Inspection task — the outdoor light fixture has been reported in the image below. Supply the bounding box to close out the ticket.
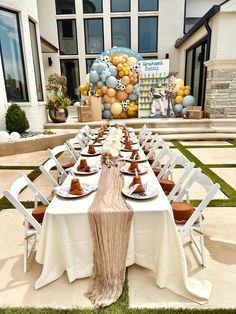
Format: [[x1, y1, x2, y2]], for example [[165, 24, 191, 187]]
[[165, 53, 169, 59], [48, 57, 53, 66]]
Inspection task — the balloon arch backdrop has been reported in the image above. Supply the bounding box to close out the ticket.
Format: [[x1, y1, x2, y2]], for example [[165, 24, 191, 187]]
[[90, 47, 143, 119]]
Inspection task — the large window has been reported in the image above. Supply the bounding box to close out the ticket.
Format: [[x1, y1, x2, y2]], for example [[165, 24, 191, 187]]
[[60, 59, 80, 100], [111, 18, 130, 48], [55, 0, 75, 14], [0, 8, 28, 101], [86, 58, 96, 73], [83, 0, 103, 13], [111, 0, 130, 12], [185, 38, 207, 107], [57, 19, 78, 55], [84, 19, 104, 54], [29, 20, 43, 101], [138, 0, 159, 11], [138, 17, 158, 53]]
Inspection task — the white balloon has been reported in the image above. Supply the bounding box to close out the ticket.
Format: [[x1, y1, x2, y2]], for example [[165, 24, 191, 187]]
[[0, 131, 10, 142], [10, 132, 20, 140]]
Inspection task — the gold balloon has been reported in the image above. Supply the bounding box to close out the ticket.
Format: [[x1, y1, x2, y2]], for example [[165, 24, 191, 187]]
[[127, 57, 137, 65], [175, 95, 183, 104]]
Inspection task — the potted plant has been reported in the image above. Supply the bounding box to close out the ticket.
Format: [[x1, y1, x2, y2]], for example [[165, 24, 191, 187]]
[[46, 73, 71, 123]]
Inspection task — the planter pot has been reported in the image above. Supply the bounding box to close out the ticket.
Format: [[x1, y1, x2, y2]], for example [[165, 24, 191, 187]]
[[48, 108, 68, 123]]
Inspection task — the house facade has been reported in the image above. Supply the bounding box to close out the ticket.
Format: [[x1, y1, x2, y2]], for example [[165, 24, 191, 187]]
[[0, 0, 235, 131]]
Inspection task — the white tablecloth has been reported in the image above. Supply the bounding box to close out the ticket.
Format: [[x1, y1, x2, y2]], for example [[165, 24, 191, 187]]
[[35, 140, 211, 304]]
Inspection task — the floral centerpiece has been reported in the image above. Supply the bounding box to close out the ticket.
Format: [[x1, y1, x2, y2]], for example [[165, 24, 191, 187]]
[[102, 127, 123, 166], [46, 73, 71, 123]]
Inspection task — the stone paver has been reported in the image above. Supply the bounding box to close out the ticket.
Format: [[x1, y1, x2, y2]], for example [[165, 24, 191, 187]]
[[180, 141, 232, 146], [128, 207, 236, 309], [188, 148, 236, 164], [0, 150, 48, 167], [0, 170, 31, 198], [0, 209, 93, 309], [210, 168, 236, 190]]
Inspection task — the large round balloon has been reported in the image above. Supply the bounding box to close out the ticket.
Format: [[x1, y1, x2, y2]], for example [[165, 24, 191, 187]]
[[110, 102, 122, 115], [97, 62, 107, 74], [90, 70, 100, 83], [106, 76, 118, 88], [175, 104, 183, 113], [103, 94, 111, 103], [107, 88, 116, 97], [183, 95, 195, 107], [109, 65, 118, 76], [97, 80, 104, 88], [129, 93, 138, 101], [116, 90, 128, 101], [104, 102, 111, 110], [175, 96, 183, 104], [102, 109, 112, 119], [125, 84, 133, 94]]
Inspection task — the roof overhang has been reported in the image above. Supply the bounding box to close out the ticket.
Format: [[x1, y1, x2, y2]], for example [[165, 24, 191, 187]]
[[40, 36, 58, 53]]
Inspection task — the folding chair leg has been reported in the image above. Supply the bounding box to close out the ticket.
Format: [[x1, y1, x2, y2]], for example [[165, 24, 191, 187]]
[[24, 237, 28, 273], [200, 233, 206, 267]]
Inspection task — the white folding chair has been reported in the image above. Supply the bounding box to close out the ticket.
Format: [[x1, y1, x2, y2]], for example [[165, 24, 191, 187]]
[[146, 137, 168, 160], [39, 158, 59, 188], [4, 173, 49, 272], [137, 124, 147, 142], [81, 125, 93, 140], [66, 137, 81, 160], [140, 130, 152, 148], [48, 144, 76, 180], [141, 133, 160, 150], [158, 153, 195, 200], [76, 131, 89, 149], [172, 168, 220, 267]]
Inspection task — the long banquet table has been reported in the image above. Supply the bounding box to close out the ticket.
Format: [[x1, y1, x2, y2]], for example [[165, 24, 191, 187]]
[[35, 131, 211, 304]]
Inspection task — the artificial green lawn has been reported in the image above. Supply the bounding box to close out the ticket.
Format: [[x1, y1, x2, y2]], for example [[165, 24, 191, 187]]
[[0, 141, 236, 313]]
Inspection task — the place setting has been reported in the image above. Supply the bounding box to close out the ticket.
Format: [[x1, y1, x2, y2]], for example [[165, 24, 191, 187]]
[[55, 176, 98, 199], [120, 160, 148, 175], [122, 171, 158, 200], [71, 158, 100, 175], [81, 144, 102, 157], [121, 149, 147, 163]]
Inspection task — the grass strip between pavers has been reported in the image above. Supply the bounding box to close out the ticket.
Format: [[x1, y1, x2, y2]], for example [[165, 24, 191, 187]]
[[171, 141, 236, 207], [0, 165, 38, 170]]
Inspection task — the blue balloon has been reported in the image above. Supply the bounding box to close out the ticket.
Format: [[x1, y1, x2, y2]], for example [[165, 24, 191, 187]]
[[175, 104, 183, 113], [104, 102, 111, 110], [183, 95, 195, 107], [102, 109, 112, 119], [97, 80, 104, 88], [91, 63, 98, 71], [106, 76, 118, 88], [109, 65, 118, 76], [90, 70, 100, 83], [97, 62, 107, 74], [129, 93, 138, 101], [101, 104, 104, 111]]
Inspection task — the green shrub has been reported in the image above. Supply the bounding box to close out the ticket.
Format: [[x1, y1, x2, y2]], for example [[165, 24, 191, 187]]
[[5, 103, 29, 133]]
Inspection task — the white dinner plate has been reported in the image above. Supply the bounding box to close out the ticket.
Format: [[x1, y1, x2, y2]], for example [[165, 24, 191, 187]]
[[89, 141, 103, 147], [122, 138, 138, 145], [122, 182, 158, 200], [81, 148, 101, 157], [56, 183, 93, 199], [72, 164, 99, 175], [122, 156, 147, 163], [120, 165, 148, 175]]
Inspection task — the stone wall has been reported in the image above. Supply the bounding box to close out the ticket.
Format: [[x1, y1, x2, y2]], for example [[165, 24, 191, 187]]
[[205, 67, 236, 118]]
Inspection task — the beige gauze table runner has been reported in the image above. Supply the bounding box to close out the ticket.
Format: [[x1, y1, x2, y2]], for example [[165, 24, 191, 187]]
[[85, 162, 133, 307]]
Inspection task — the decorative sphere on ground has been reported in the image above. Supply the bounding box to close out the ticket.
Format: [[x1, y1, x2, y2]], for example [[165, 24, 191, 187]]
[[10, 132, 20, 140], [0, 131, 10, 142], [183, 95, 195, 107], [102, 109, 112, 119]]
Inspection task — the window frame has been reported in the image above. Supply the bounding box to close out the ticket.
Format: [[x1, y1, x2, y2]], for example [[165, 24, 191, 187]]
[[110, 0, 130, 13], [57, 19, 78, 55], [84, 18, 104, 55], [111, 17, 131, 48], [86, 58, 96, 73], [138, 16, 158, 53], [29, 19, 43, 101], [0, 7, 29, 102]]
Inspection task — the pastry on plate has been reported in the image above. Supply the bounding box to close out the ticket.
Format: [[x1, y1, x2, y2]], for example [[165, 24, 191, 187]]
[[69, 178, 84, 195], [129, 175, 145, 193]]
